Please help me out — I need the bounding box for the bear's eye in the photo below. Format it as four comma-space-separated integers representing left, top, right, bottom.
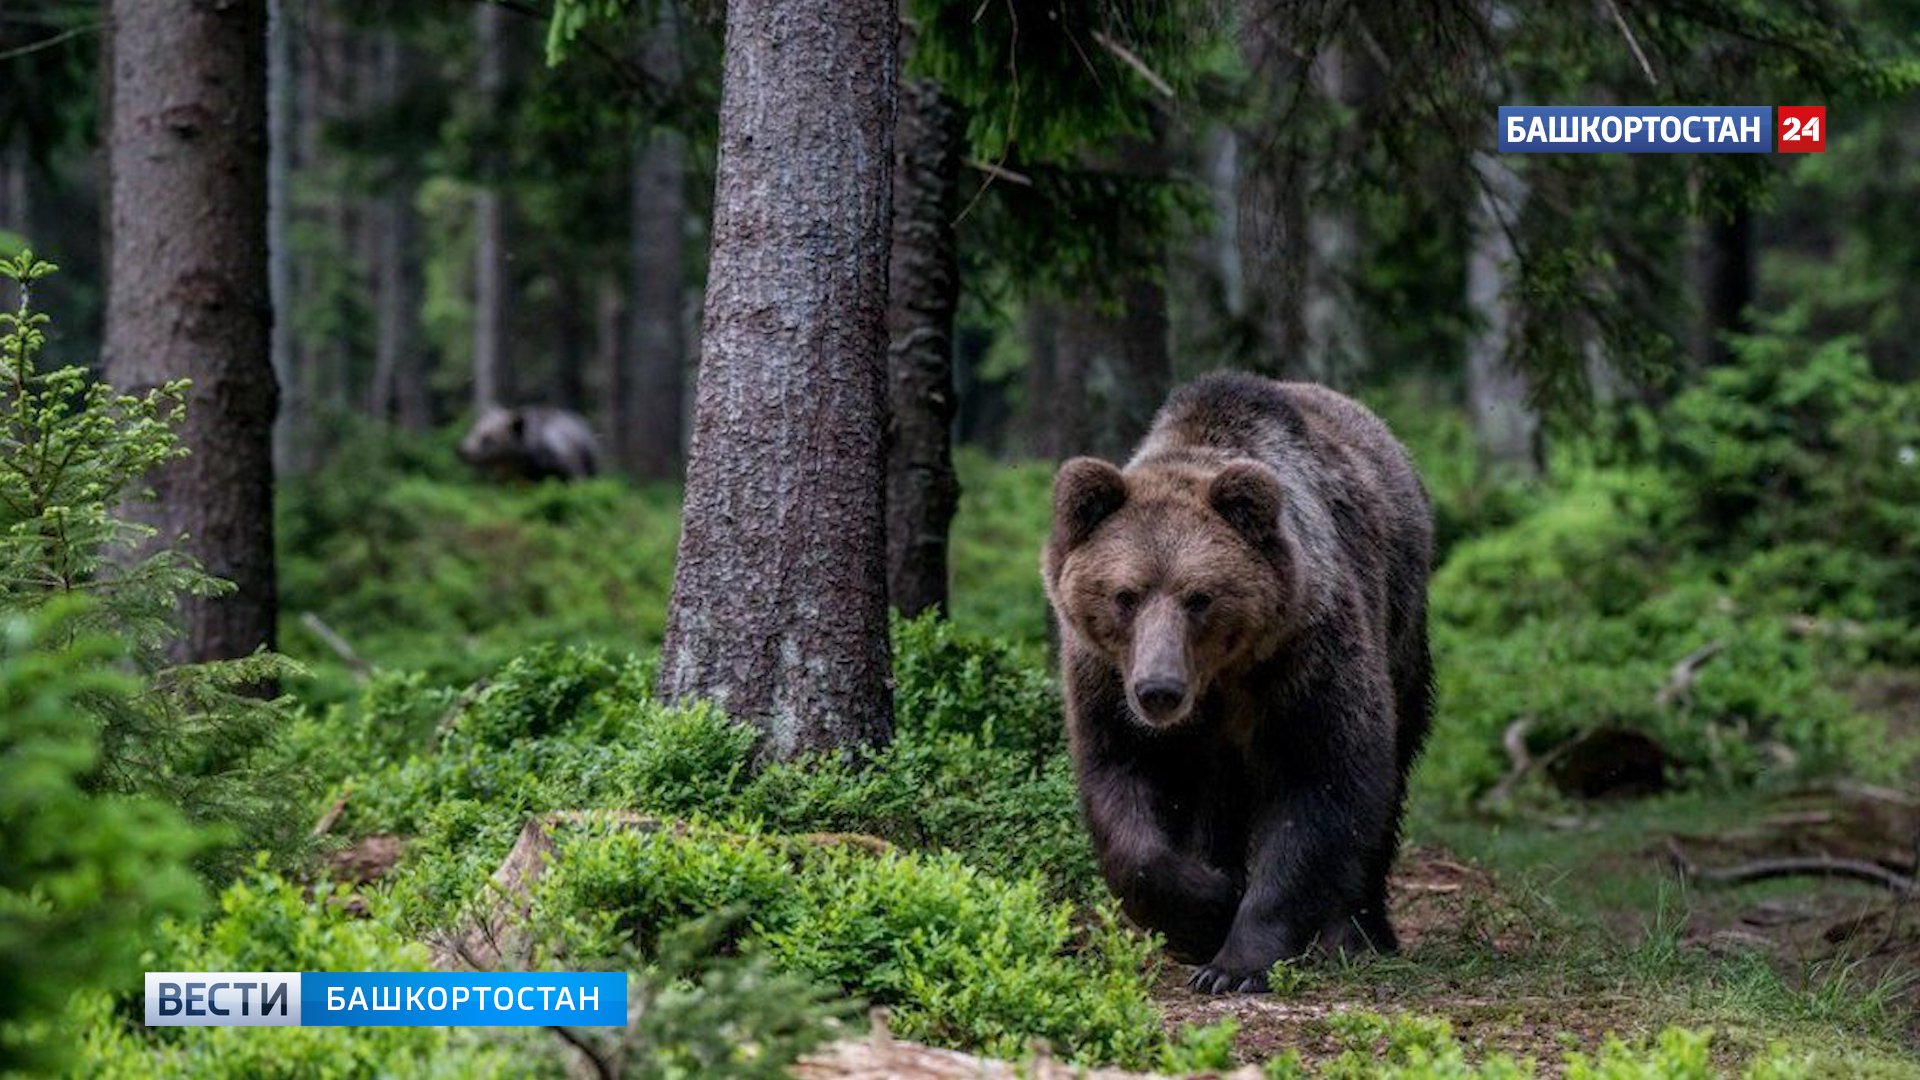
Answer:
1184, 592, 1214, 617
1114, 589, 1140, 617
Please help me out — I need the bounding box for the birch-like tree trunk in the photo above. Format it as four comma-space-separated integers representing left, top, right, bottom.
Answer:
369, 32, 427, 430
885, 77, 964, 618
104, 0, 278, 663
1465, 152, 1538, 469
471, 1, 507, 412
658, 0, 897, 758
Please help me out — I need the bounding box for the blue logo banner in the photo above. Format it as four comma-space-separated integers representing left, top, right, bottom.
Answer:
1500, 106, 1773, 153
302, 972, 627, 1026
145, 971, 628, 1027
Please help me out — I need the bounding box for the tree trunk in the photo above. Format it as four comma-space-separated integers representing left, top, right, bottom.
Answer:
551, 274, 588, 412
1692, 204, 1752, 368
104, 0, 277, 664
1052, 134, 1174, 463
1465, 152, 1538, 470
369, 32, 425, 429
0, 139, 28, 238
885, 77, 963, 619
592, 275, 622, 441
472, 1, 507, 412
625, 92, 690, 476
1234, 0, 1307, 379
266, 0, 296, 470
1299, 45, 1366, 385
659, 0, 896, 759
1018, 301, 1061, 459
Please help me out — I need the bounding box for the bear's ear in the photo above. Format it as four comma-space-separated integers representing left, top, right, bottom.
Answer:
1052, 457, 1127, 550
1207, 461, 1284, 550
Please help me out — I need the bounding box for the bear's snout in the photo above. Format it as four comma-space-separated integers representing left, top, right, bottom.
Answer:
1131, 675, 1190, 724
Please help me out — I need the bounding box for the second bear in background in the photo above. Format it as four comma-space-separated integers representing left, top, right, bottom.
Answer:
458, 406, 602, 482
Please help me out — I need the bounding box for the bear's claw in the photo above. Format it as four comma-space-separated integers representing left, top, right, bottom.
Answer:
1186, 964, 1269, 995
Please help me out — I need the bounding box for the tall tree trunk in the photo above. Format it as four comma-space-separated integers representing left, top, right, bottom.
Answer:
267, 0, 296, 471
0, 140, 28, 238
592, 275, 622, 440
471, 1, 507, 412
370, 186, 421, 425
1465, 152, 1538, 470
1234, 0, 1307, 378
1299, 44, 1366, 385
1051, 137, 1174, 462
552, 275, 588, 411
104, 0, 277, 664
1692, 204, 1752, 368
625, 140, 689, 478
1017, 302, 1061, 459
885, 77, 963, 619
369, 33, 424, 428
659, 0, 896, 759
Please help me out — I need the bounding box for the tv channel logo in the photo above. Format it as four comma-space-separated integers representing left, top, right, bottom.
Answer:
146, 972, 628, 1027
1499, 106, 1825, 154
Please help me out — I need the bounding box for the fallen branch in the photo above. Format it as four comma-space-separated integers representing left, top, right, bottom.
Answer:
1668, 840, 1915, 895
1090, 29, 1175, 99
793, 1012, 1249, 1079
300, 612, 370, 682
311, 786, 353, 838
964, 157, 1033, 187
1655, 640, 1725, 708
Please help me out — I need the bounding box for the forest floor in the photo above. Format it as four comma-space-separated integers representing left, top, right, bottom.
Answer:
1156, 769, 1920, 1075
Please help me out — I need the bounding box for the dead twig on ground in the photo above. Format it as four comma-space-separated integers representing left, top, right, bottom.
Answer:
1668, 838, 1915, 894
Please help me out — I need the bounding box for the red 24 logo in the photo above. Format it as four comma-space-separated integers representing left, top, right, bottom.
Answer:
1777, 106, 1826, 153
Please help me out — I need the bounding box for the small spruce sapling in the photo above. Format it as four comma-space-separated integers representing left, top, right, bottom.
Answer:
0, 251, 306, 872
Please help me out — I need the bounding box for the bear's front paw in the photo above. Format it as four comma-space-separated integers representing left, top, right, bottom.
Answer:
1186, 961, 1269, 995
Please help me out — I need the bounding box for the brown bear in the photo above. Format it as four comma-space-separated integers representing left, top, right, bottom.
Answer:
1041, 372, 1433, 994
458, 405, 603, 482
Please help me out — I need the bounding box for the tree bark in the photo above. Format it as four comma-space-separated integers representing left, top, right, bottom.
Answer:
624, 6, 690, 481
267, 0, 296, 470
1018, 301, 1061, 459
592, 275, 621, 440
659, 0, 897, 759
370, 32, 426, 430
1299, 44, 1366, 385
472, 1, 507, 412
1234, 0, 1308, 379
1465, 152, 1538, 470
0, 139, 28, 239
1051, 134, 1174, 462
1692, 203, 1753, 368
104, 0, 278, 664
885, 77, 964, 619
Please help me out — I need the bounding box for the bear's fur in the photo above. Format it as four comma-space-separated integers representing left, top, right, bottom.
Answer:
1041, 372, 1434, 994
458, 405, 602, 482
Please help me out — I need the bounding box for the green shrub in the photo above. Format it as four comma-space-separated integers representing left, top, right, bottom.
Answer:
1661, 320, 1920, 638
278, 437, 682, 691
527, 820, 1164, 1066
0, 609, 204, 1073
71, 867, 533, 1078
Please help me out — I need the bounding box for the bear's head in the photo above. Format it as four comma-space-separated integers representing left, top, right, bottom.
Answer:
1043, 456, 1292, 729
459, 406, 527, 472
